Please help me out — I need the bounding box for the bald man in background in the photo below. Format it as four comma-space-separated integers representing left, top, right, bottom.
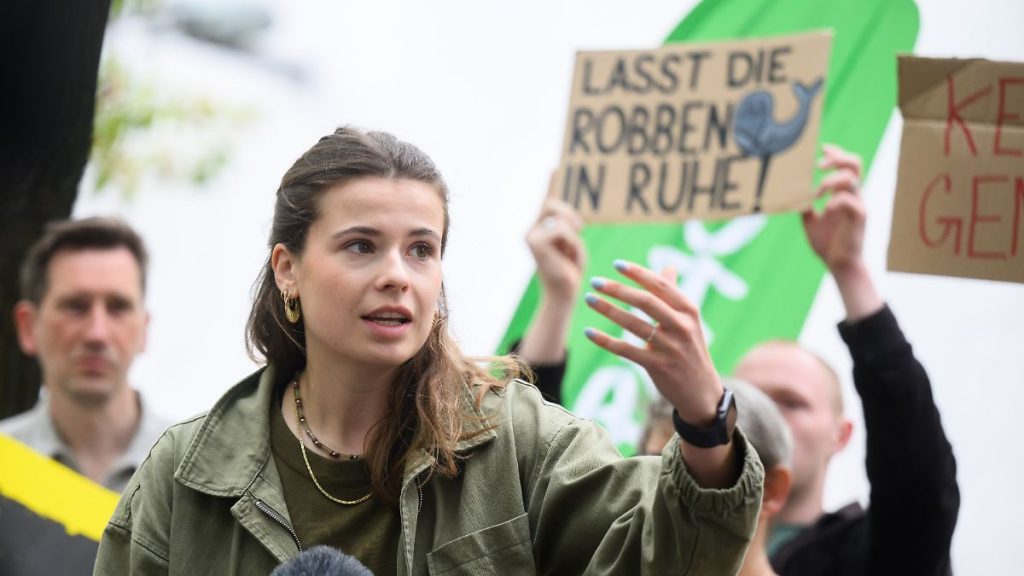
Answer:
734, 146, 959, 575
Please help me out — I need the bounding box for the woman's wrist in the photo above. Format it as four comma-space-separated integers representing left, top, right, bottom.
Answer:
679, 439, 739, 489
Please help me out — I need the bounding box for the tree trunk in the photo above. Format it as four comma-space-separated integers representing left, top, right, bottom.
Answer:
0, 0, 112, 419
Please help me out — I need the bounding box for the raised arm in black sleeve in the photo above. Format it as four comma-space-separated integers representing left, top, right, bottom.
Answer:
509, 339, 566, 405
838, 304, 959, 575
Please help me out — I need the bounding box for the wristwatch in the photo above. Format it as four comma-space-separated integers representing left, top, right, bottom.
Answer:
672, 388, 737, 448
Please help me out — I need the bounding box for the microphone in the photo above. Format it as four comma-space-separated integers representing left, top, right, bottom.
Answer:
270, 546, 374, 576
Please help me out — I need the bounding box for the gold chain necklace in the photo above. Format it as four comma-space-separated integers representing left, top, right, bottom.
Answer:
292, 378, 372, 506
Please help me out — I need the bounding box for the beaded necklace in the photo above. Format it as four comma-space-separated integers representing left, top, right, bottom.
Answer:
291, 378, 372, 506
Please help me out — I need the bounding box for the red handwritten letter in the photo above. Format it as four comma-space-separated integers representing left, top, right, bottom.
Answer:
994, 77, 1024, 157
968, 175, 1008, 260
919, 173, 962, 254
945, 76, 992, 156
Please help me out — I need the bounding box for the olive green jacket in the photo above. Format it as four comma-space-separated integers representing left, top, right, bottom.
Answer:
94, 366, 763, 575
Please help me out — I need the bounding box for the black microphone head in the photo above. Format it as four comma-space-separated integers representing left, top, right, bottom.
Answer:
270, 546, 374, 576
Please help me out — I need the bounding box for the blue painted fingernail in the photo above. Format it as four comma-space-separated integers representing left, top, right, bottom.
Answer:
584, 327, 597, 339
584, 293, 598, 305
590, 277, 606, 289
613, 259, 628, 272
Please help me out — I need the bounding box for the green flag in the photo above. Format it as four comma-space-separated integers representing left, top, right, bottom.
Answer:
500, 0, 920, 454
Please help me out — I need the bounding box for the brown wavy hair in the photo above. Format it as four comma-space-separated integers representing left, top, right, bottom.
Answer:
246, 126, 522, 503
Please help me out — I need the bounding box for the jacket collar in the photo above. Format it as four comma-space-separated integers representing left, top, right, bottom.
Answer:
175, 366, 277, 497
399, 380, 500, 484
175, 365, 500, 497
454, 382, 499, 451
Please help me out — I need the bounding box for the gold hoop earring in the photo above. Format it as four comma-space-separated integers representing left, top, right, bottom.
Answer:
282, 289, 302, 324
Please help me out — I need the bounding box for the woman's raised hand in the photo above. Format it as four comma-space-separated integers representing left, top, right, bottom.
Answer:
583, 260, 722, 429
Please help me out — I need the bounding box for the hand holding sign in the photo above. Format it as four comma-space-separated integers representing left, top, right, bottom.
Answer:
801, 144, 866, 273
518, 195, 587, 366
802, 144, 884, 320
527, 196, 587, 302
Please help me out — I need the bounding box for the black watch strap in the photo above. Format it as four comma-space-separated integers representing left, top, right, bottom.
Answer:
672, 388, 737, 448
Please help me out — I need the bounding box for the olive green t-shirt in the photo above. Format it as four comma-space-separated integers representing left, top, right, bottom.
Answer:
270, 391, 400, 574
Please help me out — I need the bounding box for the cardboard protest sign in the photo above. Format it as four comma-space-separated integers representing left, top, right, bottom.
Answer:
555, 31, 831, 223
502, 0, 919, 455
888, 56, 1024, 284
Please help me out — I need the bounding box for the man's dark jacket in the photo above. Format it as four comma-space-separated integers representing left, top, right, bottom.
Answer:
771, 306, 959, 576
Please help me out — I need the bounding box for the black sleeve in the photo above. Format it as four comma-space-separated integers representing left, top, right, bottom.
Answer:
508, 339, 566, 406
838, 305, 959, 575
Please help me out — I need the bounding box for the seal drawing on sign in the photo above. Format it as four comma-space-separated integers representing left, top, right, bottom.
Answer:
734, 77, 823, 211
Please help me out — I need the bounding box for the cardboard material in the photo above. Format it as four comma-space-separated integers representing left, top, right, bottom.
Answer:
888, 56, 1024, 284
555, 31, 832, 223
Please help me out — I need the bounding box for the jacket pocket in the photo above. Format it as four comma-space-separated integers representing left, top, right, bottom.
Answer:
427, 513, 535, 575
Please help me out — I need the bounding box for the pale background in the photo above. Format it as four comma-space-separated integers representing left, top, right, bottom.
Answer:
72, 1, 1023, 572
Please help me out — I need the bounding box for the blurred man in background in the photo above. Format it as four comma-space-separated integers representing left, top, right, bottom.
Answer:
1, 217, 168, 491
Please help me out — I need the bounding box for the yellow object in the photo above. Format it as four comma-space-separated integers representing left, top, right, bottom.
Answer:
0, 433, 119, 541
